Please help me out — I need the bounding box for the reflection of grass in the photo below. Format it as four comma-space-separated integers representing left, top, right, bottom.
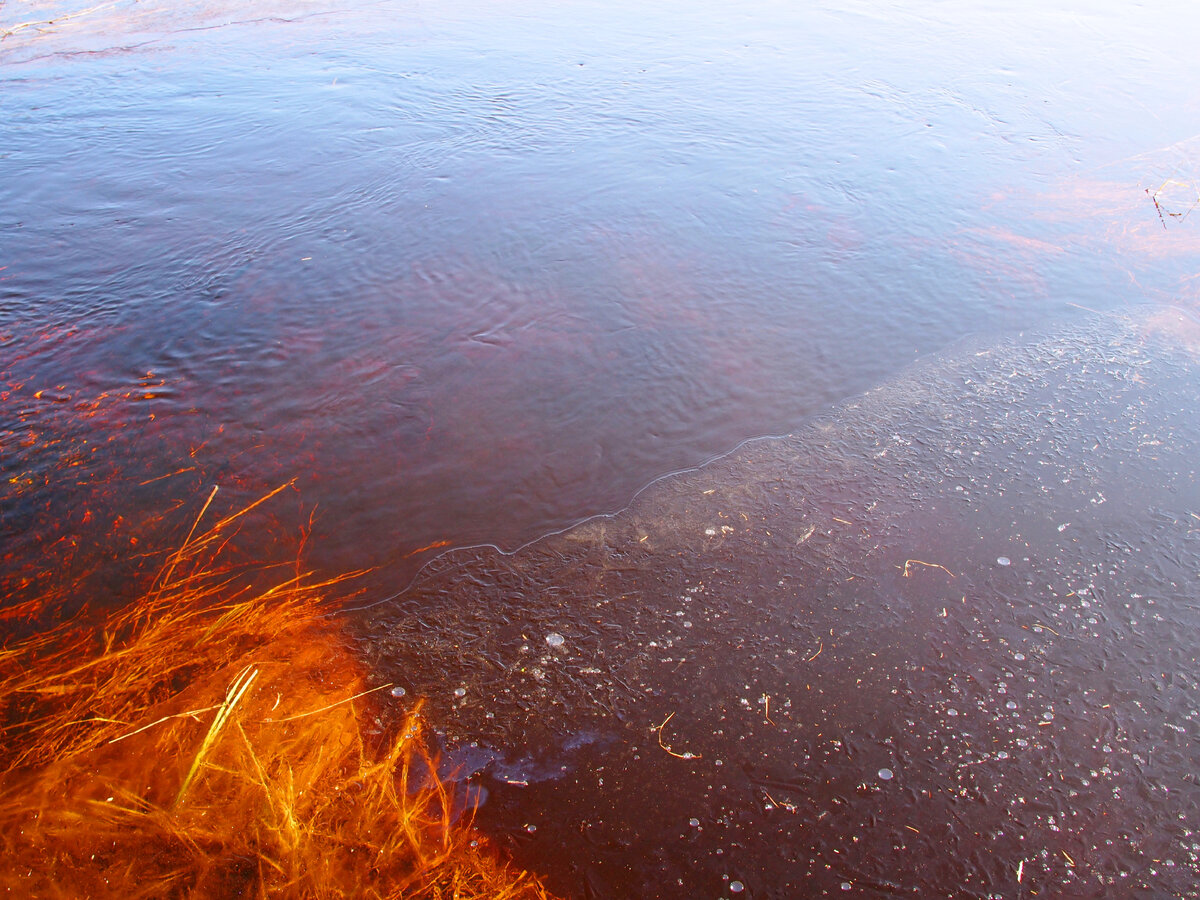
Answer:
0, 489, 555, 899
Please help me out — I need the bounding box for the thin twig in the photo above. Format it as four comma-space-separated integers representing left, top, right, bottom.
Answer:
653, 712, 701, 760
762, 694, 775, 725
264, 683, 392, 723
901, 559, 955, 578
139, 467, 198, 486
108, 704, 223, 745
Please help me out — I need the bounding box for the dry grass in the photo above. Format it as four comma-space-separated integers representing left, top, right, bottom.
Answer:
0, 487, 556, 899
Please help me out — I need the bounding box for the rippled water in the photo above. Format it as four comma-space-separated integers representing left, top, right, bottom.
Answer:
4, 0, 1198, 605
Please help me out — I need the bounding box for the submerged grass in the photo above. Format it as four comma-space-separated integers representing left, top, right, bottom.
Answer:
0, 487, 555, 899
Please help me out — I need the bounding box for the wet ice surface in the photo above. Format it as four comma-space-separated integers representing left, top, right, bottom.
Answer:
357, 309, 1200, 898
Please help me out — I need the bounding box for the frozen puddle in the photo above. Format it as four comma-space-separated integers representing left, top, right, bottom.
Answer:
356, 307, 1200, 898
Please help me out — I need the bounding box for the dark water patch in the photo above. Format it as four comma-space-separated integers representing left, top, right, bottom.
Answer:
358, 309, 1200, 897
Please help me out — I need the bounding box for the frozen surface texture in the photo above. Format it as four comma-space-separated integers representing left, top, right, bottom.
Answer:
360, 309, 1200, 898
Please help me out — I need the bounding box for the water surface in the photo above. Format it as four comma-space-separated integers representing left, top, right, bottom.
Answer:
4, 0, 1198, 605
3, 3, 1200, 895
